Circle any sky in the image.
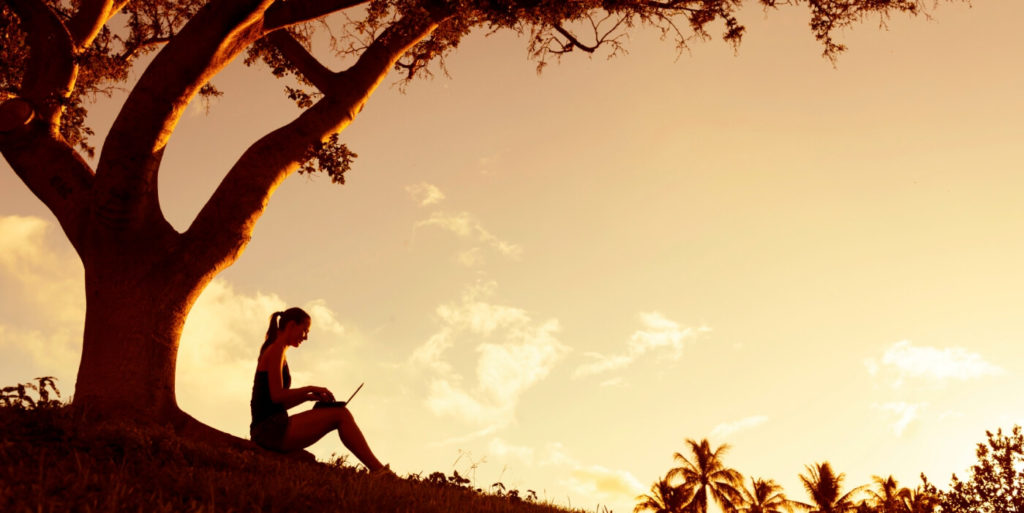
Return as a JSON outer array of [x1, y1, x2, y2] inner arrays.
[[2, 2, 1024, 512]]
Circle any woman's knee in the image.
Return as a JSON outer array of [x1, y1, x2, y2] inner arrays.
[[334, 407, 355, 426]]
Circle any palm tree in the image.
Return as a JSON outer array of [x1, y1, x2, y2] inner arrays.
[[795, 462, 865, 513], [668, 438, 744, 513], [867, 475, 909, 513], [636, 476, 691, 513], [901, 476, 941, 513], [737, 477, 796, 513]]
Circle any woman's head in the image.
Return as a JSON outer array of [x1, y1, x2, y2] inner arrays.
[[261, 307, 311, 354]]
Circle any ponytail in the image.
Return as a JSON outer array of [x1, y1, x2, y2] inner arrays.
[[259, 311, 283, 356], [259, 307, 310, 356]]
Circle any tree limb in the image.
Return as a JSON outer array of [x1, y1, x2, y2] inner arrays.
[[0, 98, 94, 253], [67, 0, 118, 51], [263, 0, 369, 32], [95, 0, 276, 233], [5, 0, 77, 128], [553, 24, 598, 53], [184, 13, 442, 276], [265, 30, 334, 92], [117, 36, 175, 60]]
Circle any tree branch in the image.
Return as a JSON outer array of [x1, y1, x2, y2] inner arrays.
[[553, 24, 598, 53], [184, 13, 442, 276], [265, 30, 334, 92], [263, 0, 369, 32], [117, 36, 174, 60], [95, 0, 276, 233], [67, 0, 119, 51], [0, 98, 94, 253], [5, 0, 77, 128]]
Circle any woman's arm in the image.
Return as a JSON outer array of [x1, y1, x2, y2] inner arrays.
[[263, 343, 332, 409]]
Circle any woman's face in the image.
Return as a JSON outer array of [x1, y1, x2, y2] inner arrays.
[[282, 318, 311, 348]]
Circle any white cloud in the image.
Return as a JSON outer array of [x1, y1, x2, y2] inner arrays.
[[481, 439, 644, 510], [710, 415, 769, 440], [866, 340, 1004, 387], [574, 312, 707, 378], [543, 442, 645, 509], [568, 464, 647, 505], [0, 216, 84, 387], [457, 247, 484, 267], [416, 211, 523, 259], [488, 437, 537, 464], [406, 182, 446, 206], [874, 402, 926, 436], [411, 281, 569, 427]]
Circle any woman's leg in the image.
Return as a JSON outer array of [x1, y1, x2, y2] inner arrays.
[[280, 408, 385, 471]]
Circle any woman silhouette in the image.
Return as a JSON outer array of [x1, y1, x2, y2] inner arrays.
[[249, 307, 387, 472]]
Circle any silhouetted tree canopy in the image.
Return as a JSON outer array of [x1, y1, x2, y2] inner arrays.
[[942, 426, 1024, 513], [2, 0, 926, 175]]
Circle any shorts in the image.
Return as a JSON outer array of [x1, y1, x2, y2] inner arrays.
[[250, 412, 290, 452]]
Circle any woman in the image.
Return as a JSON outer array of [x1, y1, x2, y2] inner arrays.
[[250, 307, 388, 472]]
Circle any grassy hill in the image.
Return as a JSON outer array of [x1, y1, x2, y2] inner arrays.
[[0, 387, 588, 513]]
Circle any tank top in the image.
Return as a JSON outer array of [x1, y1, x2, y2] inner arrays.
[[250, 362, 291, 427]]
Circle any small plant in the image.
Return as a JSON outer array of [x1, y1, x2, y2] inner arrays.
[[0, 376, 62, 409]]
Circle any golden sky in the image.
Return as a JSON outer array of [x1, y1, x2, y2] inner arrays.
[[2, 2, 1023, 512]]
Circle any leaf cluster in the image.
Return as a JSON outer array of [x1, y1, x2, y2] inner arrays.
[[637, 437, 946, 513], [4, 0, 946, 182], [942, 426, 1024, 513], [0, 376, 62, 409]]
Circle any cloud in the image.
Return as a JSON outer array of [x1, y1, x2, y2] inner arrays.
[[406, 182, 446, 206], [866, 340, 1004, 387], [411, 281, 569, 427], [488, 437, 537, 463], [568, 465, 647, 503], [544, 442, 646, 508], [416, 211, 523, 260], [574, 312, 707, 378], [874, 402, 925, 436], [0, 216, 84, 386], [483, 439, 644, 510], [710, 415, 769, 440]]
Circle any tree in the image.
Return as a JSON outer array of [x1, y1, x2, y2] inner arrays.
[[866, 475, 909, 513], [942, 425, 1024, 513], [737, 477, 795, 513], [0, 0, 947, 436], [796, 462, 865, 513], [669, 438, 744, 513], [636, 476, 692, 513], [902, 475, 940, 513]]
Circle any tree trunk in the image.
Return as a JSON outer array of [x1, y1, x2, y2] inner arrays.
[[74, 252, 194, 421]]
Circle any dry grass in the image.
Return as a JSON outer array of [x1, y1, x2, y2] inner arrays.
[[0, 381, 585, 513]]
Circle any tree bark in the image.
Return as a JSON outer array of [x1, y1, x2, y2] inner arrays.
[[73, 233, 194, 419]]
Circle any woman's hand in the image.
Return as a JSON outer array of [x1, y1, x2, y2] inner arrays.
[[304, 386, 335, 402]]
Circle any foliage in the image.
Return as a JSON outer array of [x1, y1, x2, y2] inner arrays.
[[2, 0, 935, 176], [942, 425, 1024, 513], [635, 476, 691, 513], [796, 462, 865, 513], [0, 375, 61, 409], [669, 438, 744, 513], [738, 477, 795, 513], [0, 386, 586, 513]]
